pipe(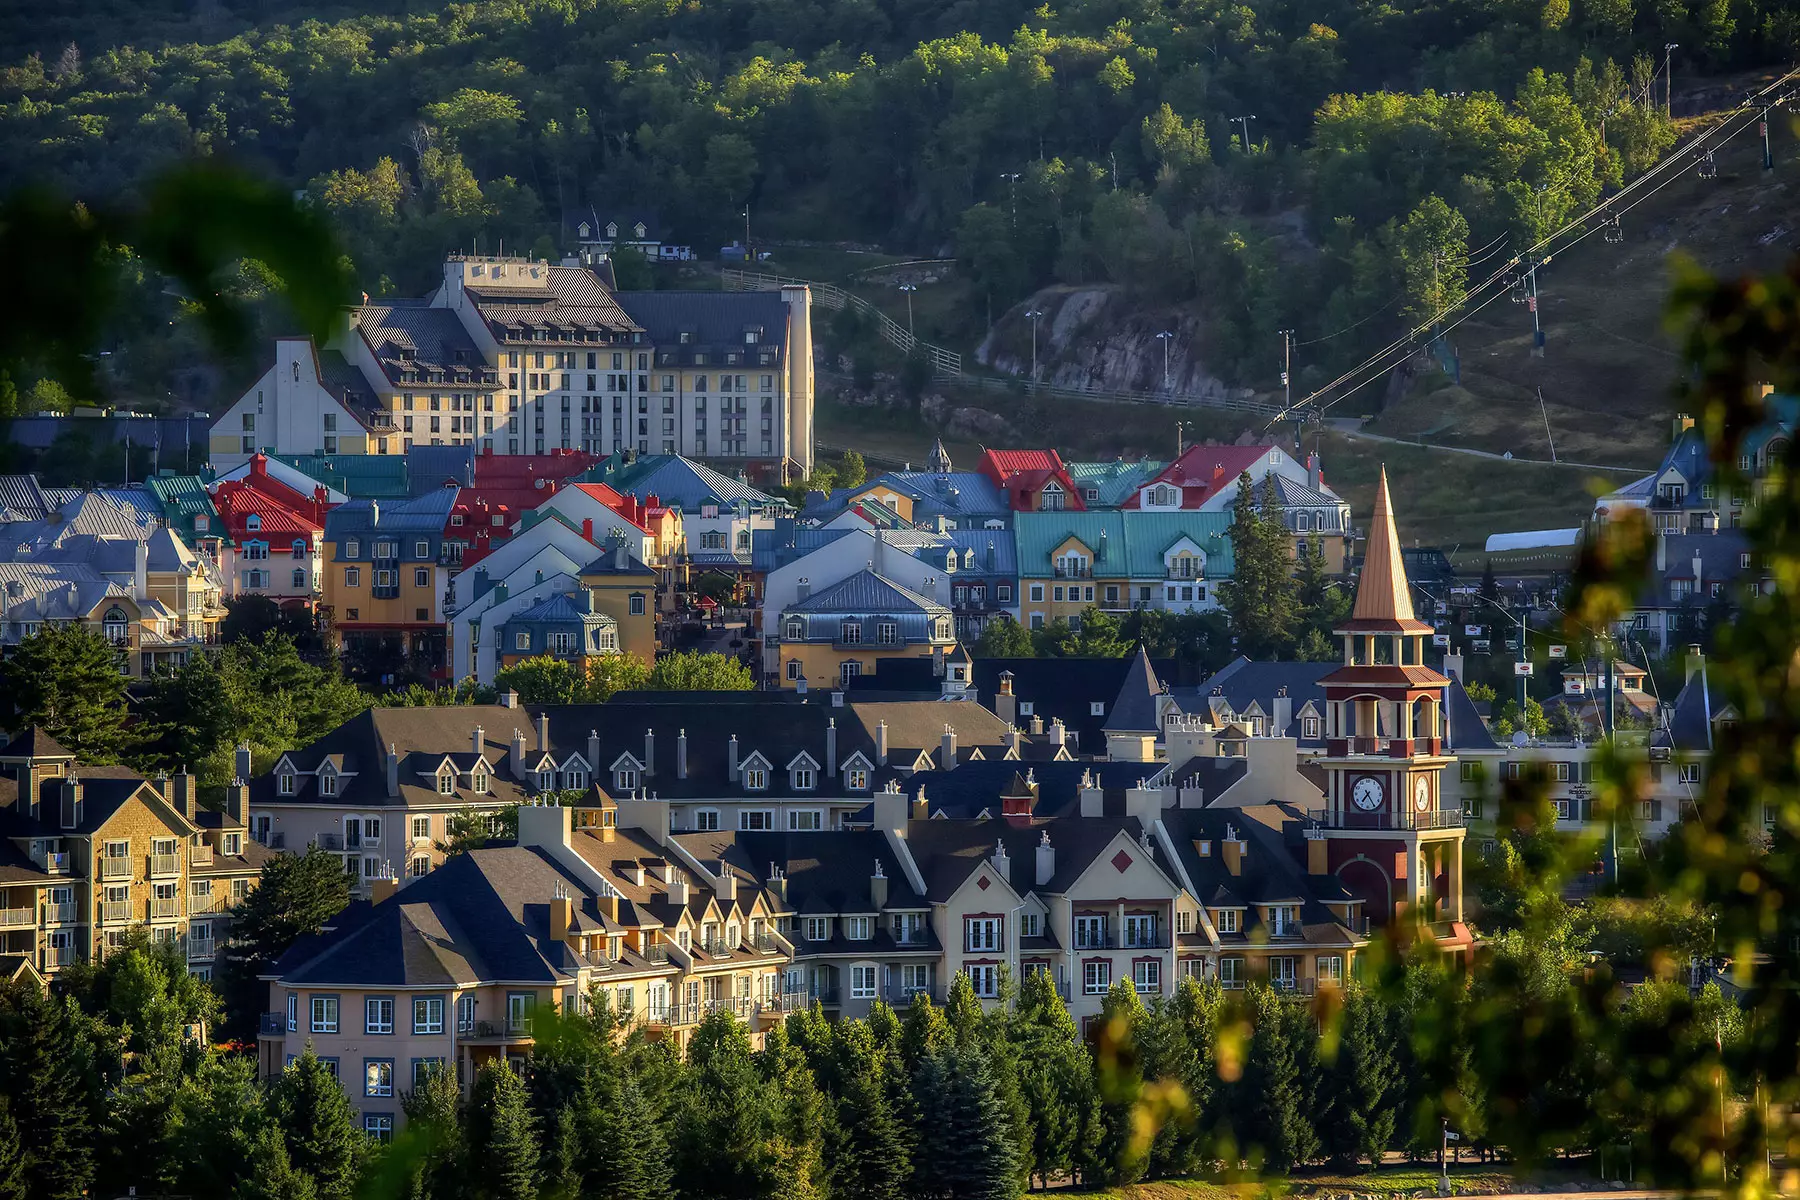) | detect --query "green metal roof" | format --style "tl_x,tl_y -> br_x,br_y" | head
1065,459 -> 1167,508
1013,510 -> 1234,578
275,454 -> 412,499
143,473 -> 223,544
